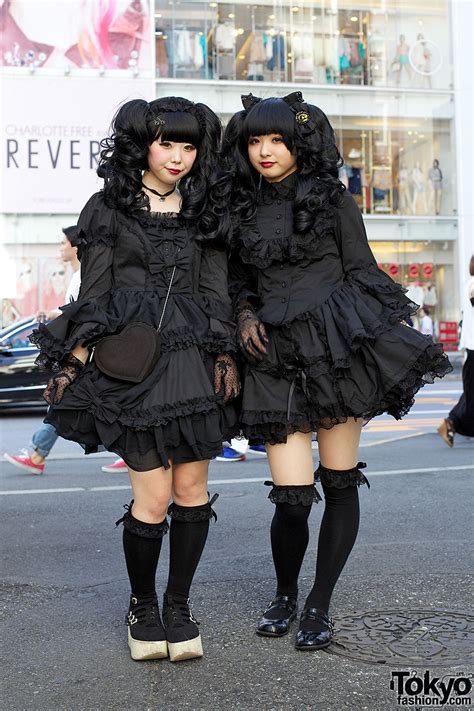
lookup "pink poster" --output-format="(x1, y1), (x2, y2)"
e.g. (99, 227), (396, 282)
(0, 0), (152, 72)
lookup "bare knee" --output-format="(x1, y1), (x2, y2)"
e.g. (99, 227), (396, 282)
(172, 463), (209, 506)
(132, 494), (169, 523)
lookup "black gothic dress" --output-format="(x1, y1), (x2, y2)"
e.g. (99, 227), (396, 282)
(229, 174), (452, 443)
(31, 193), (239, 471)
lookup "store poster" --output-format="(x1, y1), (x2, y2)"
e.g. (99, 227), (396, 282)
(0, 0), (152, 72)
(0, 73), (154, 213)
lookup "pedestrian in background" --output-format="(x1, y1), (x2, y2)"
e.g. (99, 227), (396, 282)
(31, 97), (240, 663)
(438, 254), (474, 446)
(4, 226), (80, 475)
(223, 91), (452, 651)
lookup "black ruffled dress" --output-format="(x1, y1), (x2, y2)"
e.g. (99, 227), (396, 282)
(229, 174), (452, 443)
(31, 193), (239, 471)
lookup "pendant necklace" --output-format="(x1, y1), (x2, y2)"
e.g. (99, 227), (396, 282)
(142, 182), (176, 202)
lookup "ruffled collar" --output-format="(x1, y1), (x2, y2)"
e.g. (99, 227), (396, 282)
(259, 171), (298, 203)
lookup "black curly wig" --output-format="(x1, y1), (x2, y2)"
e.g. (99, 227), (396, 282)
(98, 97), (229, 241)
(222, 96), (345, 234)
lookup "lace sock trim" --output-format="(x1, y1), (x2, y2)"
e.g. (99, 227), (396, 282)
(264, 481), (322, 505)
(167, 493), (219, 522)
(315, 462), (370, 489)
(115, 500), (169, 539)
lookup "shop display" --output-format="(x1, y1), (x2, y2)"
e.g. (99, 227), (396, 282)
(411, 162), (428, 215)
(428, 159), (443, 215)
(154, 2), (450, 89)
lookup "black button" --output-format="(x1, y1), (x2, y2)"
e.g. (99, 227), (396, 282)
(279, 264), (284, 270)
(276, 214), (282, 219)
(281, 297), (286, 303)
(277, 200), (282, 205)
(275, 228), (282, 234)
(281, 281), (287, 287)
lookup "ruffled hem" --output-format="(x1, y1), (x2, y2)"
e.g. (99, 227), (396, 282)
(240, 342), (452, 444)
(263, 270), (421, 372)
(119, 395), (222, 429)
(45, 404), (239, 472)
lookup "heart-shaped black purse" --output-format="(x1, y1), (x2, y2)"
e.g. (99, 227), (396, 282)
(94, 322), (161, 383)
(93, 257), (178, 384)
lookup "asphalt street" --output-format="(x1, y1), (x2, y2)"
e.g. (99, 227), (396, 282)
(1, 376), (472, 711)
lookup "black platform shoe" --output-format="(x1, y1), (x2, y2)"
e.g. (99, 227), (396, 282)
(256, 595), (298, 637)
(126, 593), (168, 661)
(295, 608), (334, 650)
(162, 593), (203, 662)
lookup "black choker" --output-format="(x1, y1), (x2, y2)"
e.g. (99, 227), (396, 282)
(142, 182), (176, 201)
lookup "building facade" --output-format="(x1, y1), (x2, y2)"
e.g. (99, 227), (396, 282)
(1, 0), (472, 336)
(155, 0), (461, 330)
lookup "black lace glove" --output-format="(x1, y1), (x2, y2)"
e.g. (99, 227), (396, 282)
(43, 354), (84, 405)
(237, 304), (268, 361)
(214, 353), (241, 401)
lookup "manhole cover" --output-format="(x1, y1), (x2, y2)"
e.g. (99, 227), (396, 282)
(325, 609), (473, 666)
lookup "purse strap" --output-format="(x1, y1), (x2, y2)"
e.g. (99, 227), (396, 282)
(157, 248), (180, 334)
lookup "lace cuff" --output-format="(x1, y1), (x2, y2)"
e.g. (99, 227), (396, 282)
(115, 501), (169, 539)
(264, 481), (322, 505)
(168, 493), (219, 522)
(315, 462), (370, 489)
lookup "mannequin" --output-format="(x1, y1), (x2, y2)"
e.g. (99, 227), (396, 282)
(393, 35), (411, 86)
(398, 162), (410, 214)
(412, 33), (432, 89)
(428, 159), (443, 215)
(411, 162), (428, 215)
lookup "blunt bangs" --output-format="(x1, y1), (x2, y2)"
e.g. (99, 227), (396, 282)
(151, 110), (201, 147)
(243, 98), (294, 147)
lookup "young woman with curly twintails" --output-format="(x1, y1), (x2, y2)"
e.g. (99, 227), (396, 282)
(31, 97), (240, 662)
(223, 92), (451, 650)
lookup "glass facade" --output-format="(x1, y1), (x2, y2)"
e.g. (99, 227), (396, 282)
(154, 0), (458, 326)
(155, 0), (452, 90)
(334, 115), (454, 216)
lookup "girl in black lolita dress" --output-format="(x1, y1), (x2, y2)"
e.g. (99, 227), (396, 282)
(31, 97), (240, 663)
(223, 92), (451, 651)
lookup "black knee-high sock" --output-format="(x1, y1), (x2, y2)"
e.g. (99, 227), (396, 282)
(166, 501), (215, 602)
(118, 502), (169, 598)
(122, 525), (166, 597)
(271, 502), (312, 599)
(304, 482), (360, 613)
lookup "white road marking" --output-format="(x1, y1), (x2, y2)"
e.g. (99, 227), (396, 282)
(1, 465), (473, 496)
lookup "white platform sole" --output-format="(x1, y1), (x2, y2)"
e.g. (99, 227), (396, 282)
(168, 635), (203, 662)
(127, 629), (168, 661)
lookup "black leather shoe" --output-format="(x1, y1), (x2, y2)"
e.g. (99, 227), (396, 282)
(256, 595), (298, 637)
(295, 608), (334, 650)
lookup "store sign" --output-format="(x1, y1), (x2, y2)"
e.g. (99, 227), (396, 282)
(378, 263), (434, 279)
(0, 75), (153, 213)
(438, 321), (458, 351)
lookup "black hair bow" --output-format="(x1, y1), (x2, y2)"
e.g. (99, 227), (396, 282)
(282, 91), (316, 137)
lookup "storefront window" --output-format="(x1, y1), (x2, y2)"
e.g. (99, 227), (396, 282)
(334, 116), (454, 216)
(155, 0), (452, 89)
(371, 240), (457, 327)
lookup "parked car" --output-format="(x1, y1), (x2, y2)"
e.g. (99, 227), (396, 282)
(0, 317), (50, 408)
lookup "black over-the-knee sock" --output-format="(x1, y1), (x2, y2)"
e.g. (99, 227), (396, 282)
(165, 496), (218, 602)
(117, 502), (169, 597)
(266, 483), (321, 614)
(304, 463), (369, 616)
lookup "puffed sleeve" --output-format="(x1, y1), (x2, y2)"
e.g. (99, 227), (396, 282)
(337, 192), (419, 317)
(197, 243), (236, 354)
(30, 192), (118, 368)
(228, 247), (260, 310)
